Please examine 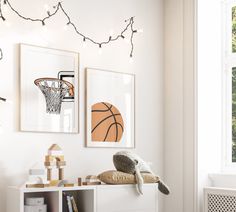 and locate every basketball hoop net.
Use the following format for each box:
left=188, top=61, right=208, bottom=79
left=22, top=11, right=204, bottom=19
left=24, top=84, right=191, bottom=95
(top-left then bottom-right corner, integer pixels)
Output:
left=34, top=78, right=74, bottom=114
